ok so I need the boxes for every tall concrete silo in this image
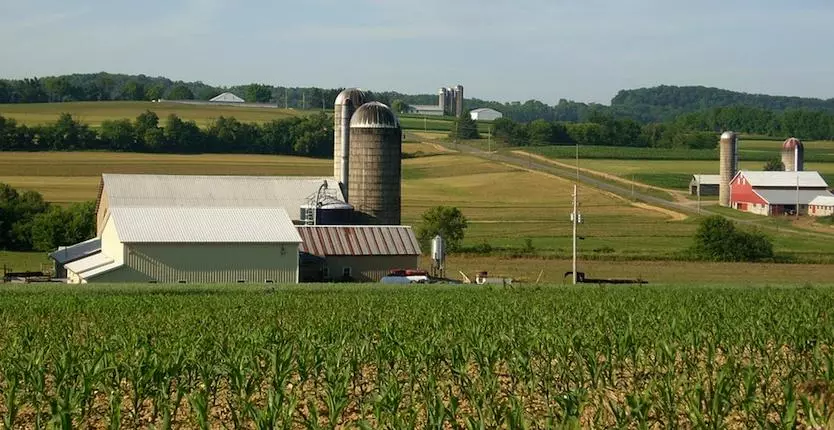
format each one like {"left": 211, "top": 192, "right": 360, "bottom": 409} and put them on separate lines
{"left": 348, "top": 102, "right": 402, "bottom": 225}
{"left": 333, "top": 88, "right": 366, "bottom": 201}
{"left": 782, "top": 137, "right": 804, "bottom": 172}
{"left": 455, "top": 85, "right": 464, "bottom": 117}
{"left": 719, "top": 131, "right": 738, "bottom": 207}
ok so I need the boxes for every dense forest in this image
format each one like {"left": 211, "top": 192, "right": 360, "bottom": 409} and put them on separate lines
{"left": 0, "top": 111, "right": 334, "bottom": 156}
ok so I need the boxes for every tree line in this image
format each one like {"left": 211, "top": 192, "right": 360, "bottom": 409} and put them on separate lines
{"left": 0, "top": 184, "right": 95, "bottom": 252}
{"left": 0, "top": 111, "right": 334, "bottom": 156}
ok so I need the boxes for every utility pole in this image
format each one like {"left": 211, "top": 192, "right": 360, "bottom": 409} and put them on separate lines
{"left": 284, "top": 88, "right": 288, "bottom": 109}
{"left": 488, "top": 126, "right": 492, "bottom": 153}
{"left": 697, "top": 178, "right": 701, "bottom": 214}
{"left": 796, "top": 171, "right": 800, "bottom": 221}
{"left": 302, "top": 92, "right": 306, "bottom": 110}
{"left": 572, "top": 184, "right": 578, "bottom": 285}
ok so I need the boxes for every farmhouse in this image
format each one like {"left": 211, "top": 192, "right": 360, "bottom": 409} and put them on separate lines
{"left": 297, "top": 225, "right": 420, "bottom": 282}
{"left": 730, "top": 171, "right": 833, "bottom": 216}
{"left": 689, "top": 174, "right": 720, "bottom": 196}
{"left": 209, "top": 92, "right": 244, "bottom": 103}
{"left": 66, "top": 207, "right": 301, "bottom": 284}
{"left": 470, "top": 108, "right": 503, "bottom": 121}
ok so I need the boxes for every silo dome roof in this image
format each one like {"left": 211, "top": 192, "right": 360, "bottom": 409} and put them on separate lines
{"left": 783, "top": 137, "right": 803, "bottom": 149}
{"left": 335, "top": 88, "right": 366, "bottom": 106}
{"left": 350, "top": 102, "right": 400, "bottom": 129}
{"left": 720, "top": 131, "right": 736, "bottom": 140}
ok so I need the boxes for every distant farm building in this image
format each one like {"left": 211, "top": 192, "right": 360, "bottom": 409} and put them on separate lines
{"left": 689, "top": 175, "right": 720, "bottom": 196}
{"left": 408, "top": 105, "right": 445, "bottom": 116}
{"left": 297, "top": 226, "right": 421, "bottom": 282}
{"left": 209, "top": 92, "right": 245, "bottom": 103}
{"left": 66, "top": 207, "right": 301, "bottom": 284}
{"left": 730, "top": 171, "right": 833, "bottom": 216}
{"left": 810, "top": 195, "right": 834, "bottom": 217}
{"left": 470, "top": 108, "right": 503, "bottom": 121}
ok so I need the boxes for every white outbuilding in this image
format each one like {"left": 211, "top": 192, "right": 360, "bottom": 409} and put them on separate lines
{"left": 66, "top": 207, "right": 302, "bottom": 284}
{"left": 209, "top": 92, "right": 245, "bottom": 103}
{"left": 470, "top": 108, "right": 503, "bottom": 121}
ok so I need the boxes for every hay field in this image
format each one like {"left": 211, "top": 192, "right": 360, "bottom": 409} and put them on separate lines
{"left": 0, "top": 101, "right": 308, "bottom": 128}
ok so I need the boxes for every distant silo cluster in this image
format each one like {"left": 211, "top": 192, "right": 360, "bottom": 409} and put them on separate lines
{"left": 333, "top": 88, "right": 366, "bottom": 200}
{"left": 782, "top": 137, "right": 805, "bottom": 172}
{"left": 333, "top": 92, "right": 403, "bottom": 225}
{"left": 718, "top": 131, "right": 738, "bottom": 207}
{"left": 438, "top": 85, "right": 464, "bottom": 116}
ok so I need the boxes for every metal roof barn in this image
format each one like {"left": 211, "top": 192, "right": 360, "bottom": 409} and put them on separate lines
{"left": 733, "top": 171, "right": 828, "bottom": 188}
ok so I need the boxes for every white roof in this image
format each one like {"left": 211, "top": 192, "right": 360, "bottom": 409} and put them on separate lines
{"left": 209, "top": 92, "right": 244, "bottom": 103}
{"left": 100, "top": 174, "right": 344, "bottom": 222}
{"left": 754, "top": 189, "right": 833, "bottom": 205}
{"left": 65, "top": 252, "right": 114, "bottom": 274}
{"left": 109, "top": 207, "right": 302, "bottom": 243}
{"left": 692, "top": 174, "right": 721, "bottom": 185}
{"left": 470, "top": 108, "right": 502, "bottom": 114}
{"left": 810, "top": 195, "right": 834, "bottom": 206}
{"left": 49, "top": 237, "right": 101, "bottom": 264}
{"left": 735, "top": 171, "right": 829, "bottom": 188}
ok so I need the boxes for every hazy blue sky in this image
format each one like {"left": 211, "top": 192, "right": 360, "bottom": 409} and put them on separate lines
{"left": 1, "top": 0, "right": 832, "bottom": 104}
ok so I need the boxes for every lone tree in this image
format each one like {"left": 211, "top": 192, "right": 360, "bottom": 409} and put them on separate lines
{"left": 450, "top": 113, "right": 479, "bottom": 140}
{"left": 416, "top": 206, "right": 468, "bottom": 252}
{"left": 691, "top": 215, "right": 773, "bottom": 262}
{"left": 764, "top": 158, "right": 785, "bottom": 171}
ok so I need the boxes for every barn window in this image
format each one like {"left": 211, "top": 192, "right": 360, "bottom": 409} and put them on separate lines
{"left": 149, "top": 280, "right": 158, "bottom": 284}
{"left": 237, "top": 279, "right": 246, "bottom": 283}
{"left": 343, "top": 267, "right": 352, "bottom": 278}
{"left": 265, "top": 279, "right": 275, "bottom": 284}
{"left": 323, "top": 267, "right": 330, "bottom": 278}
{"left": 178, "top": 280, "right": 187, "bottom": 284}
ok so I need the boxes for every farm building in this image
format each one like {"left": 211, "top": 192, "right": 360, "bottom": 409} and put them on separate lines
{"left": 730, "top": 171, "right": 833, "bottom": 216}
{"left": 297, "top": 226, "right": 421, "bottom": 282}
{"left": 470, "top": 108, "right": 503, "bottom": 121}
{"left": 408, "top": 105, "right": 445, "bottom": 116}
{"left": 95, "top": 174, "right": 345, "bottom": 233}
{"left": 209, "top": 92, "right": 245, "bottom": 103}
{"left": 66, "top": 207, "right": 301, "bottom": 284}
{"left": 49, "top": 237, "right": 101, "bottom": 279}
{"left": 809, "top": 195, "right": 834, "bottom": 217}
{"left": 689, "top": 174, "right": 720, "bottom": 196}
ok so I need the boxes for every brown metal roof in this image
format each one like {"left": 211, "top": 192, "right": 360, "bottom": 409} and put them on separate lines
{"left": 297, "top": 226, "right": 421, "bottom": 256}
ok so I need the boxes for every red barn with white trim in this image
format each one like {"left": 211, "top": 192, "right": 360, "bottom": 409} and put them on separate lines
{"left": 730, "top": 171, "right": 832, "bottom": 216}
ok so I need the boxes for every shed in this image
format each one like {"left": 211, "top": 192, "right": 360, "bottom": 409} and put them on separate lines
{"left": 48, "top": 237, "right": 101, "bottom": 279}
{"left": 689, "top": 174, "right": 720, "bottom": 196}
{"left": 209, "top": 92, "right": 245, "bottom": 103}
{"left": 95, "top": 174, "right": 344, "bottom": 233}
{"left": 809, "top": 195, "right": 834, "bottom": 217}
{"left": 297, "top": 225, "right": 421, "bottom": 282}
{"left": 66, "top": 207, "right": 301, "bottom": 284}
{"left": 470, "top": 108, "right": 503, "bottom": 121}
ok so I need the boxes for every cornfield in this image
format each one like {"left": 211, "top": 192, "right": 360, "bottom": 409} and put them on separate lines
{"left": 1, "top": 283, "right": 833, "bottom": 429}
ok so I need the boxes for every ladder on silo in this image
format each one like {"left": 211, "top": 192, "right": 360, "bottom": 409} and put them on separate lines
{"left": 304, "top": 181, "right": 339, "bottom": 226}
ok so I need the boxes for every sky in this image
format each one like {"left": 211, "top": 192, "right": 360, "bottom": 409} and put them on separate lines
{"left": 1, "top": 0, "right": 833, "bottom": 104}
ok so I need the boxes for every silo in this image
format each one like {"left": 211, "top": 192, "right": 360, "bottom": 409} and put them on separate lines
{"left": 719, "top": 131, "right": 738, "bottom": 207}
{"left": 782, "top": 137, "right": 804, "bottom": 172}
{"left": 455, "top": 84, "right": 464, "bottom": 117}
{"left": 438, "top": 88, "right": 447, "bottom": 113}
{"left": 348, "top": 102, "right": 402, "bottom": 225}
{"left": 333, "top": 88, "right": 366, "bottom": 201}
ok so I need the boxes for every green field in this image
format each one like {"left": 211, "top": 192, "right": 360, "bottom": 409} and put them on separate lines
{"left": 0, "top": 283, "right": 831, "bottom": 428}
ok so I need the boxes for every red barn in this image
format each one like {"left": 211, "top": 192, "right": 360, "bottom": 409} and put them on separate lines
{"left": 730, "top": 171, "right": 832, "bottom": 216}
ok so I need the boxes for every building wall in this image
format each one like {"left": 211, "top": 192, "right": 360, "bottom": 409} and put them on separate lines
{"left": 734, "top": 202, "right": 770, "bottom": 216}
{"left": 323, "top": 255, "right": 419, "bottom": 282}
{"left": 101, "top": 215, "right": 124, "bottom": 264}
{"left": 730, "top": 180, "right": 767, "bottom": 207}
{"left": 123, "top": 243, "right": 299, "bottom": 284}
{"left": 471, "top": 110, "right": 502, "bottom": 121}
{"left": 689, "top": 183, "right": 719, "bottom": 196}
{"left": 810, "top": 205, "right": 834, "bottom": 217}
{"left": 96, "top": 191, "right": 110, "bottom": 235}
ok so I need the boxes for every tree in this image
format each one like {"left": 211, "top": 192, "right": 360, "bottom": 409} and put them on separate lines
{"left": 120, "top": 80, "right": 146, "bottom": 101}
{"left": 164, "top": 114, "right": 204, "bottom": 153}
{"left": 691, "top": 215, "right": 773, "bottom": 262}
{"left": 166, "top": 85, "right": 194, "bottom": 100}
{"left": 450, "top": 113, "right": 479, "bottom": 140}
{"left": 145, "top": 84, "right": 165, "bottom": 101}
{"left": 244, "top": 84, "right": 272, "bottom": 103}
{"left": 415, "top": 206, "right": 468, "bottom": 252}
{"left": 764, "top": 158, "right": 785, "bottom": 171}
{"left": 100, "top": 119, "right": 137, "bottom": 151}
{"left": 391, "top": 99, "right": 410, "bottom": 114}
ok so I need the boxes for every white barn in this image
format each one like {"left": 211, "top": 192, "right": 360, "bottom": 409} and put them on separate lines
{"left": 470, "top": 108, "right": 503, "bottom": 121}
{"left": 209, "top": 92, "right": 245, "bottom": 103}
